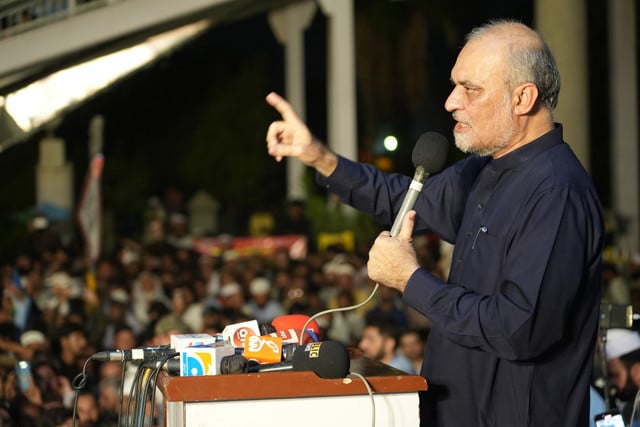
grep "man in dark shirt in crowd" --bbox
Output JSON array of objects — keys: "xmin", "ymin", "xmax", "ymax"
[{"xmin": 265, "ymin": 19, "xmax": 604, "ymax": 427}]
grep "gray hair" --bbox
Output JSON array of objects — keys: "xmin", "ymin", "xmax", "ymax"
[{"xmin": 466, "ymin": 19, "xmax": 561, "ymax": 110}]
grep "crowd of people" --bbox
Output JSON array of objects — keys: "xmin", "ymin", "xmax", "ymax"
[
  {"xmin": 0, "ymin": 191, "xmax": 440, "ymax": 426},
  {"xmin": 2, "ymin": 190, "xmax": 639, "ymax": 426}
]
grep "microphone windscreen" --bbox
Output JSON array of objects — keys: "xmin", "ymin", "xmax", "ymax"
[
  {"xmin": 412, "ymin": 132, "xmax": 449, "ymax": 174},
  {"xmin": 220, "ymin": 354, "xmax": 249, "ymax": 374},
  {"xmin": 271, "ymin": 314, "xmax": 320, "ymax": 344},
  {"xmin": 259, "ymin": 323, "xmax": 277, "ymax": 335},
  {"xmin": 292, "ymin": 340, "xmax": 349, "ymax": 379}
]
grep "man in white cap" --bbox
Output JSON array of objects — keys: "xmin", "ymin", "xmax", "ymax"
[
  {"xmin": 243, "ymin": 277, "xmax": 284, "ymax": 324},
  {"xmin": 605, "ymin": 328, "xmax": 640, "ymax": 423}
]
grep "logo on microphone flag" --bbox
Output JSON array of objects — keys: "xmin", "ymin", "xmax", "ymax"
[
  {"xmin": 222, "ymin": 320, "xmax": 260, "ymax": 348},
  {"xmin": 244, "ymin": 335, "xmax": 282, "ymax": 364},
  {"xmin": 180, "ymin": 344, "xmax": 235, "ymax": 376}
]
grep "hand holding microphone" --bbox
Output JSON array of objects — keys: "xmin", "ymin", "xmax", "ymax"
[
  {"xmin": 368, "ymin": 211, "xmax": 420, "ymax": 292},
  {"xmin": 368, "ymin": 132, "xmax": 448, "ymax": 292}
]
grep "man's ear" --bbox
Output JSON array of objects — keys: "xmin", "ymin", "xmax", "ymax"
[{"xmin": 512, "ymin": 83, "xmax": 539, "ymax": 115}]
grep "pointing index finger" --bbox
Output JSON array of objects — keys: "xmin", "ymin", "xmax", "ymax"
[{"xmin": 266, "ymin": 92, "xmax": 301, "ymax": 123}]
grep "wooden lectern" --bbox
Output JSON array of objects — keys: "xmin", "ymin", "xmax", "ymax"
[{"xmin": 157, "ymin": 349, "xmax": 427, "ymax": 427}]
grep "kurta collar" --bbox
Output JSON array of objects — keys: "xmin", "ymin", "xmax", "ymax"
[{"xmin": 485, "ymin": 123, "xmax": 564, "ymax": 172}]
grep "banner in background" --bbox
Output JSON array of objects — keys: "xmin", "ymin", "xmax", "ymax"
[
  {"xmin": 193, "ymin": 235, "xmax": 307, "ymax": 260},
  {"xmin": 77, "ymin": 153, "xmax": 104, "ymax": 265}
]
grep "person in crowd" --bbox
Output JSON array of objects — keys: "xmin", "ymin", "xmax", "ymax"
[
  {"xmin": 99, "ymin": 288, "xmax": 141, "ymax": 351},
  {"xmin": 130, "ymin": 271, "xmax": 170, "ymax": 330},
  {"xmin": 242, "ymin": 277, "xmax": 284, "ymax": 324},
  {"xmin": 218, "ymin": 282, "xmax": 246, "ymax": 314},
  {"xmin": 51, "ymin": 322, "xmax": 90, "ymax": 385},
  {"xmin": 0, "ymin": 328, "xmax": 48, "ymax": 363},
  {"xmin": 150, "ymin": 314, "xmax": 190, "ymax": 347},
  {"xmin": 590, "ymin": 385, "xmax": 606, "ymax": 427},
  {"xmin": 265, "ymin": 19, "xmax": 605, "ymax": 426},
  {"xmin": 171, "ymin": 286, "xmax": 203, "ymax": 333},
  {"xmin": 365, "ymin": 285, "xmax": 409, "ymax": 331},
  {"xmin": 2, "ymin": 267, "xmax": 42, "ymax": 337},
  {"xmin": 603, "ymin": 328, "xmax": 640, "ymax": 424},
  {"xmin": 325, "ymin": 289, "xmax": 365, "ymax": 347},
  {"xmin": 166, "ymin": 213, "xmax": 194, "ymax": 251},
  {"xmin": 76, "ymin": 391, "xmax": 100, "ymax": 427},
  {"xmin": 399, "ymin": 328, "xmax": 428, "ymax": 375},
  {"xmin": 358, "ymin": 314, "xmax": 414, "ymax": 374},
  {"xmin": 274, "ymin": 199, "xmax": 313, "ymax": 247},
  {"xmin": 602, "ymin": 262, "xmax": 632, "ymax": 307},
  {"xmin": 96, "ymin": 377, "xmax": 121, "ymax": 427}
]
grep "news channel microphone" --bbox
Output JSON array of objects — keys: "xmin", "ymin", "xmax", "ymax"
[
  {"xmin": 270, "ymin": 314, "xmax": 320, "ymax": 344},
  {"xmin": 220, "ymin": 340, "xmax": 349, "ymax": 379},
  {"xmin": 222, "ymin": 319, "xmax": 262, "ymax": 348},
  {"xmin": 92, "ymin": 345, "xmax": 178, "ymax": 363}
]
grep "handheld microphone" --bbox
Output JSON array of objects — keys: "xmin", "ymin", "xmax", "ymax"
[
  {"xmin": 389, "ymin": 132, "xmax": 448, "ymax": 237},
  {"xmin": 92, "ymin": 345, "xmax": 178, "ymax": 363},
  {"xmin": 220, "ymin": 340, "xmax": 349, "ymax": 379}
]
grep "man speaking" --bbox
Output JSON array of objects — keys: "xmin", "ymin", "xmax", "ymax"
[{"xmin": 265, "ymin": 19, "xmax": 604, "ymax": 427}]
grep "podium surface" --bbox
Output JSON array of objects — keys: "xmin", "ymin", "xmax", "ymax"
[{"xmin": 157, "ymin": 350, "xmax": 427, "ymax": 426}]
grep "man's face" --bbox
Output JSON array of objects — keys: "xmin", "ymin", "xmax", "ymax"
[
  {"xmin": 445, "ymin": 36, "xmax": 516, "ymax": 158},
  {"xmin": 399, "ymin": 332, "xmax": 424, "ymax": 361},
  {"xmin": 64, "ymin": 331, "xmax": 87, "ymax": 356},
  {"xmin": 358, "ymin": 326, "xmax": 387, "ymax": 361},
  {"xmin": 113, "ymin": 329, "xmax": 136, "ymax": 350},
  {"xmin": 77, "ymin": 393, "xmax": 99, "ymax": 426},
  {"xmin": 608, "ymin": 357, "xmax": 639, "ymax": 402}
]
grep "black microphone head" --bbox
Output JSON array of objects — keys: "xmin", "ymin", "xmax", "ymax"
[
  {"xmin": 259, "ymin": 323, "xmax": 277, "ymax": 335},
  {"xmin": 220, "ymin": 354, "xmax": 249, "ymax": 374},
  {"xmin": 292, "ymin": 340, "xmax": 349, "ymax": 379},
  {"xmin": 412, "ymin": 132, "xmax": 449, "ymax": 174}
]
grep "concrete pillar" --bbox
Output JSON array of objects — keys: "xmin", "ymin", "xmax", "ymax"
[
  {"xmin": 36, "ymin": 136, "xmax": 73, "ymax": 212},
  {"xmin": 608, "ymin": 0, "xmax": 639, "ymax": 254},
  {"xmin": 534, "ymin": 0, "xmax": 590, "ymax": 170},
  {"xmin": 316, "ymin": 0, "xmax": 357, "ymax": 162},
  {"xmin": 268, "ymin": 1, "xmax": 317, "ymax": 201}
]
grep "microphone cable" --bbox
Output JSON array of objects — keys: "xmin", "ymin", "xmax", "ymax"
[
  {"xmin": 69, "ymin": 355, "xmax": 96, "ymax": 427},
  {"xmin": 349, "ymin": 371, "xmax": 376, "ymax": 427},
  {"xmin": 116, "ymin": 359, "xmax": 127, "ymax": 427},
  {"xmin": 299, "ymin": 283, "xmax": 379, "ymax": 346},
  {"xmin": 125, "ymin": 350, "xmax": 178, "ymax": 427},
  {"xmin": 145, "ymin": 352, "xmax": 178, "ymax": 425},
  {"xmin": 126, "ymin": 362, "xmax": 145, "ymax": 427}
]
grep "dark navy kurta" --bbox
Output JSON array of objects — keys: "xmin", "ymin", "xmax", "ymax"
[{"xmin": 317, "ymin": 125, "xmax": 604, "ymax": 426}]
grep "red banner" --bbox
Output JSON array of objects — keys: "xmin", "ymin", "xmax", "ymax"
[{"xmin": 193, "ymin": 235, "xmax": 307, "ymax": 260}]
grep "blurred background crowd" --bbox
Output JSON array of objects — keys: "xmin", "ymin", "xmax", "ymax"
[
  {"xmin": 0, "ymin": 185, "xmax": 447, "ymax": 426},
  {"xmin": 0, "ymin": 185, "xmax": 637, "ymax": 427}
]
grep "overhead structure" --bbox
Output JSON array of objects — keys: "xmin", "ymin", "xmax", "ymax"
[{"xmin": 0, "ymin": 0, "xmax": 305, "ymax": 150}]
